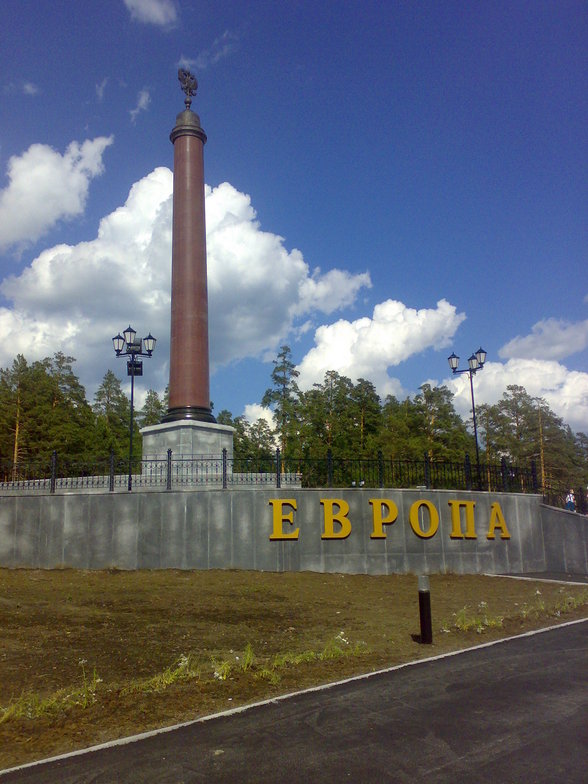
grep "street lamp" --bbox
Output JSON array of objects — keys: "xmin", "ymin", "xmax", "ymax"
[
  {"xmin": 448, "ymin": 347, "xmax": 487, "ymax": 487},
  {"xmin": 112, "ymin": 326, "xmax": 156, "ymax": 491}
]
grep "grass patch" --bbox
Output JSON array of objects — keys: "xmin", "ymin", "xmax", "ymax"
[
  {"xmin": 0, "ymin": 660, "xmax": 102, "ymax": 724},
  {"xmin": 0, "ymin": 568, "xmax": 586, "ymax": 769},
  {"xmin": 121, "ymin": 654, "xmax": 200, "ymax": 695}
]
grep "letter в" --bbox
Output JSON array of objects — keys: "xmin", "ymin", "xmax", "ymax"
[{"xmin": 321, "ymin": 499, "xmax": 352, "ymax": 539}]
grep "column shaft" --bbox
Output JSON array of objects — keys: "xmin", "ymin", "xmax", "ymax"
[{"xmin": 163, "ymin": 112, "xmax": 214, "ymax": 423}]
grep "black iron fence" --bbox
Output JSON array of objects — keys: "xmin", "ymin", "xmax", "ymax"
[
  {"xmin": 2, "ymin": 448, "xmax": 585, "ymax": 512},
  {"xmin": 3, "ymin": 449, "xmax": 581, "ymax": 508}
]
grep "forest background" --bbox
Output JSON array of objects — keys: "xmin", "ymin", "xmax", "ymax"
[{"xmin": 1, "ymin": 346, "xmax": 586, "ymax": 496}]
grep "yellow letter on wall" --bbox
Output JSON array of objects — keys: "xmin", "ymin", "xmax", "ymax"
[
  {"xmin": 369, "ymin": 499, "xmax": 398, "ymax": 538},
  {"xmin": 409, "ymin": 500, "xmax": 439, "ymax": 539},
  {"xmin": 448, "ymin": 500, "xmax": 477, "ymax": 539},
  {"xmin": 269, "ymin": 499, "xmax": 299, "ymax": 540},
  {"xmin": 321, "ymin": 499, "xmax": 352, "ymax": 539},
  {"xmin": 487, "ymin": 502, "xmax": 510, "ymax": 539}
]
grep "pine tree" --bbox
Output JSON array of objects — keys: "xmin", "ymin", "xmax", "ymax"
[
  {"xmin": 412, "ymin": 384, "xmax": 471, "ymax": 461},
  {"xmin": 138, "ymin": 389, "xmax": 166, "ymax": 427},
  {"xmin": 45, "ymin": 353, "xmax": 95, "ymax": 457},
  {"xmin": 93, "ymin": 370, "xmax": 132, "ymax": 457},
  {"xmin": 297, "ymin": 387, "xmax": 329, "ymax": 456},
  {"xmin": 378, "ymin": 395, "xmax": 415, "ymax": 459},
  {"xmin": 478, "ymin": 386, "xmax": 585, "ymax": 489},
  {"xmin": 297, "ymin": 371, "xmax": 356, "ymax": 457},
  {"xmin": 0, "ymin": 355, "xmax": 34, "ymax": 466},
  {"xmin": 248, "ymin": 418, "xmax": 276, "ymax": 459},
  {"xmin": 261, "ymin": 346, "xmax": 301, "ymax": 456},
  {"xmin": 216, "ymin": 409, "xmax": 234, "ymax": 426},
  {"xmin": 349, "ymin": 378, "xmax": 381, "ymax": 455}
]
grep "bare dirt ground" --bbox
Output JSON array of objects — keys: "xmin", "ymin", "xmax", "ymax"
[{"xmin": 1, "ymin": 568, "xmax": 586, "ymax": 770}]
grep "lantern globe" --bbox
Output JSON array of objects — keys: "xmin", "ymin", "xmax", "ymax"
[
  {"xmin": 143, "ymin": 333, "xmax": 156, "ymax": 354},
  {"xmin": 123, "ymin": 325, "xmax": 136, "ymax": 348},
  {"xmin": 112, "ymin": 333, "xmax": 125, "ymax": 354},
  {"xmin": 447, "ymin": 353, "xmax": 460, "ymax": 371}
]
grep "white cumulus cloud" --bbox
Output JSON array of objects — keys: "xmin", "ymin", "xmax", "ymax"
[
  {"xmin": 243, "ymin": 404, "xmax": 275, "ymax": 427},
  {"xmin": 0, "ymin": 137, "xmax": 113, "ymax": 252},
  {"xmin": 124, "ymin": 0, "xmax": 178, "ymax": 26},
  {"xmin": 296, "ymin": 299, "xmax": 466, "ymax": 397},
  {"xmin": 295, "ymin": 268, "xmax": 371, "ymax": 316},
  {"xmin": 499, "ymin": 317, "xmax": 588, "ymax": 361},
  {"xmin": 445, "ymin": 358, "xmax": 588, "ymax": 434},
  {"xmin": 205, "ymin": 182, "xmax": 371, "ymax": 367},
  {"xmin": 3, "ymin": 146, "xmax": 584, "ymax": 434},
  {"xmin": 0, "ymin": 167, "xmax": 370, "ymax": 400}
]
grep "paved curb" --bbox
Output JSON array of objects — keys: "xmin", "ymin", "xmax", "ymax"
[{"xmin": 484, "ymin": 572, "xmax": 588, "ymax": 586}]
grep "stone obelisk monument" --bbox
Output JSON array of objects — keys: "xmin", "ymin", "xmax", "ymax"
[
  {"xmin": 142, "ymin": 71, "xmax": 233, "ymax": 458},
  {"xmin": 164, "ymin": 69, "xmax": 213, "ymax": 424}
]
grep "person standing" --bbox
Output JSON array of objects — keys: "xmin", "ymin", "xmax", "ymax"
[{"xmin": 565, "ymin": 489, "xmax": 576, "ymax": 512}]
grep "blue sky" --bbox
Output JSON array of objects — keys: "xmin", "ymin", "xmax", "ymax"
[{"xmin": 0, "ymin": 0, "xmax": 586, "ymax": 431}]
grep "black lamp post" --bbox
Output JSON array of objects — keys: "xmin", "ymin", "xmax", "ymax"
[
  {"xmin": 112, "ymin": 325, "xmax": 156, "ymax": 491},
  {"xmin": 448, "ymin": 347, "xmax": 487, "ymax": 487}
]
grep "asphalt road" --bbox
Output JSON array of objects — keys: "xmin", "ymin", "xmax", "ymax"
[{"xmin": 2, "ymin": 619, "xmax": 586, "ymax": 783}]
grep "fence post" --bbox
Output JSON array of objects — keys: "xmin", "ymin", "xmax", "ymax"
[
  {"xmin": 577, "ymin": 486, "xmax": 587, "ymax": 515},
  {"xmin": 501, "ymin": 457, "xmax": 508, "ymax": 493},
  {"xmin": 275, "ymin": 448, "xmax": 281, "ymax": 489},
  {"xmin": 327, "ymin": 449, "xmax": 333, "ymax": 488},
  {"xmin": 109, "ymin": 450, "xmax": 115, "ymax": 492},
  {"xmin": 222, "ymin": 448, "xmax": 228, "ymax": 490},
  {"xmin": 464, "ymin": 454, "xmax": 472, "ymax": 491},
  {"xmin": 530, "ymin": 460, "xmax": 538, "ymax": 494},
  {"xmin": 424, "ymin": 453, "xmax": 431, "ymax": 489},
  {"xmin": 378, "ymin": 450, "xmax": 384, "ymax": 488},
  {"xmin": 50, "ymin": 450, "xmax": 57, "ymax": 494},
  {"xmin": 166, "ymin": 449, "xmax": 172, "ymax": 491}
]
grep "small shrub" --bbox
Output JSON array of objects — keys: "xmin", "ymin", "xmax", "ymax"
[
  {"xmin": 241, "ymin": 643, "xmax": 255, "ymax": 672},
  {"xmin": 1, "ymin": 661, "xmax": 102, "ymax": 723},
  {"xmin": 212, "ymin": 659, "xmax": 232, "ymax": 681},
  {"xmin": 122, "ymin": 654, "xmax": 200, "ymax": 696}
]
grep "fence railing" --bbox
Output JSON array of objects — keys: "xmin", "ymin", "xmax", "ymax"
[
  {"xmin": 2, "ymin": 449, "xmax": 575, "ymax": 504},
  {"xmin": 2, "ymin": 449, "xmax": 585, "ymax": 511}
]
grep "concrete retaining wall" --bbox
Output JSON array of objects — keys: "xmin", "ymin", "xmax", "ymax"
[
  {"xmin": 539, "ymin": 502, "xmax": 588, "ymax": 575},
  {"xmin": 0, "ymin": 488, "xmax": 586, "ymax": 575}
]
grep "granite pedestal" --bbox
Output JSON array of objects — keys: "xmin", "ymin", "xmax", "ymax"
[{"xmin": 141, "ymin": 420, "xmax": 234, "ymax": 459}]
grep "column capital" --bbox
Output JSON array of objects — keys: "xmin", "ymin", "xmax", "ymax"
[{"xmin": 170, "ymin": 110, "xmax": 207, "ymax": 145}]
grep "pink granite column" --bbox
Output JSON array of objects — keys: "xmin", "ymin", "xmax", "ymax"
[{"xmin": 163, "ymin": 100, "xmax": 215, "ymax": 423}]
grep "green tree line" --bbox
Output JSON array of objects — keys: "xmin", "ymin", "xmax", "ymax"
[
  {"xmin": 1, "ymin": 348, "xmax": 586, "ymax": 492},
  {"xmin": 0, "ymin": 353, "xmax": 166, "ymax": 467},
  {"xmin": 218, "ymin": 346, "xmax": 588, "ymax": 490}
]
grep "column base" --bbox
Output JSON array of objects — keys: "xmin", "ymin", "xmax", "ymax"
[
  {"xmin": 141, "ymin": 419, "xmax": 234, "ymax": 459},
  {"xmin": 161, "ymin": 405, "xmax": 216, "ymax": 424}
]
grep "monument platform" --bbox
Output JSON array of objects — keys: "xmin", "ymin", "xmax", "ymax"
[{"xmin": 141, "ymin": 420, "xmax": 234, "ymax": 459}]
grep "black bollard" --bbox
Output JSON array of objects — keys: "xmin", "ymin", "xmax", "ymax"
[{"xmin": 418, "ymin": 575, "xmax": 433, "ymax": 644}]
